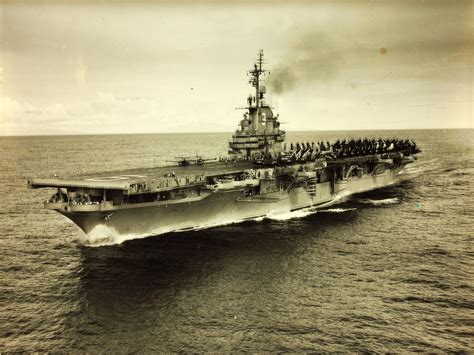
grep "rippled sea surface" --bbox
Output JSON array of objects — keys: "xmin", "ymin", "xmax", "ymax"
[{"xmin": 1, "ymin": 129, "xmax": 473, "ymax": 352}]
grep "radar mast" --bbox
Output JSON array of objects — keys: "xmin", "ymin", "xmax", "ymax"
[{"xmin": 229, "ymin": 50, "xmax": 285, "ymax": 159}]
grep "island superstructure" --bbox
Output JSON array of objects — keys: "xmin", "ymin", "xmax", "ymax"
[
  {"xmin": 28, "ymin": 50, "xmax": 420, "ymax": 239},
  {"xmin": 228, "ymin": 50, "xmax": 285, "ymax": 159}
]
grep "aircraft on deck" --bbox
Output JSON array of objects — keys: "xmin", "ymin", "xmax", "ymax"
[{"xmin": 166, "ymin": 155, "xmax": 216, "ymax": 167}]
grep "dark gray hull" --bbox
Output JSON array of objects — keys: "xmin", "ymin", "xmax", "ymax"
[{"xmin": 60, "ymin": 165, "xmax": 405, "ymax": 244}]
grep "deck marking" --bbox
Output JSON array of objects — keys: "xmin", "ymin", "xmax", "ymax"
[{"xmin": 85, "ymin": 174, "xmax": 146, "ymax": 182}]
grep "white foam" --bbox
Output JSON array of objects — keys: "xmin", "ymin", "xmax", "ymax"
[
  {"xmin": 77, "ymin": 223, "xmax": 175, "ymax": 247},
  {"xmin": 356, "ymin": 197, "xmax": 399, "ymax": 205},
  {"xmin": 263, "ymin": 195, "xmax": 357, "ymax": 220},
  {"xmin": 80, "ymin": 217, "xmax": 260, "ymax": 247},
  {"xmin": 265, "ymin": 207, "xmax": 317, "ymax": 221},
  {"xmin": 319, "ymin": 208, "xmax": 357, "ymax": 213},
  {"xmin": 77, "ymin": 224, "xmax": 122, "ymax": 246}
]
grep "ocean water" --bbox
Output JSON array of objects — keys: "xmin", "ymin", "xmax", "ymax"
[{"xmin": 0, "ymin": 129, "xmax": 472, "ymax": 352}]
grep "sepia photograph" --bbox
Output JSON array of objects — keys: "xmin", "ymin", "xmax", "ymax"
[{"xmin": 1, "ymin": 0, "xmax": 472, "ymax": 352}]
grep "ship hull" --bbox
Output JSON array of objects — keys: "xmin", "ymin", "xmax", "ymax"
[{"xmin": 59, "ymin": 164, "xmax": 406, "ymax": 240}]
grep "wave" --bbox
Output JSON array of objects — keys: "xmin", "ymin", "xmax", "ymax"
[
  {"xmin": 356, "ymin": 197, "xmax": 400, "ymax": 205},
  {"xmin": 448, "ymin": 167, "xmax": 474, "ymax": 176},
  {"xmin": 264, "ymin": 190, "xmax": 355, "ymax": 221},
  {"xmin": 401, "ymin": 157, "xmax": 440, "ymax": 175},
  {"xmin": 78, "ymin": 215, "xmax": 272, "ymax": 246},
  {"xmin": 78, "ymin": 221, "xmax": 236, "ymax": 247},
  {"xmin": 318, "ymin": 208, "xmax": 357, "ymax": 213},
  {"xmin": 76, "ymin": 224, "xmax": 124, "ymax": 247},
  {"xmin": 265, "ymin": 207, "xmax": 317, "ymax": 221}
]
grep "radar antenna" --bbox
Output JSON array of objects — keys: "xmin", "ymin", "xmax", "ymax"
[{"xmin": 248, "ymin": 49, "xmax": 267, "ymax": 130}]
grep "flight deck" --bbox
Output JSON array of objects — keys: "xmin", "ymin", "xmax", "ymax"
[{"xmin": 28, "ymin": 160, "xmax": 256, "ymax": 190}]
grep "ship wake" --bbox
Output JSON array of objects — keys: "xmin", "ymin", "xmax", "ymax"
[
  {"xmin": 77, "ymin": 224, "xmax": 181, "ymax": 247},
  {"xmin": 355, "ymin": 197, "xmax": 400, "ymax": 206},
  {"xmin": 265, "ymin": 207, "xmax": 317, "ymax": 221},
  {"xmin": 319, "ymin": 208, "xmax": 357, "ymax": 213},
  {"xmin": 77, "ymin": 224, "xmax": 123, "ymax": 247}
]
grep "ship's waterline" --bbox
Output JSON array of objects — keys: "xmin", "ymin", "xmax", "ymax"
[{"xmin": 65, "ymin": 166, "xmax": 406, "ymax": 245}]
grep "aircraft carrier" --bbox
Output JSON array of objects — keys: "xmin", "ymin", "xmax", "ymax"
[{"xmin": 28, "ymin": 50, "xmax": 420, "ymax": 240}]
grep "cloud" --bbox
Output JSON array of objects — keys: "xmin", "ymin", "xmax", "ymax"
[
  {"xmin": 0, "ymin": 97, "xmax": 69, "ymax": 131},
  {"xmin": 0, "ymin": 97, "xmax": 37, "ymax": 119},
  {"xmin": 0, "ymin": 91, "xmax": 227, "ymax": 135},
  {"xmin": 0, "ymin": 1, "xmax": 471, "ymax": 134}
]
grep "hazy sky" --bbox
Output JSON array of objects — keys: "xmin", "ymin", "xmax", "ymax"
[{"xmin": 0, "ymin": 0, "xmax": 472, "ymax": 135}]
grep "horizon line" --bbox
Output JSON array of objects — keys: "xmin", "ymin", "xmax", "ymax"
[{"xmin": 0, "ymin": 127, "xmax": 472, "ymax": 138}]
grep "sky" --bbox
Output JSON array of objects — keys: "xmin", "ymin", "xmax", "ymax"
[{"xmin": 0, "ymin": 0, "xmax": 472, "ymax": 135}]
